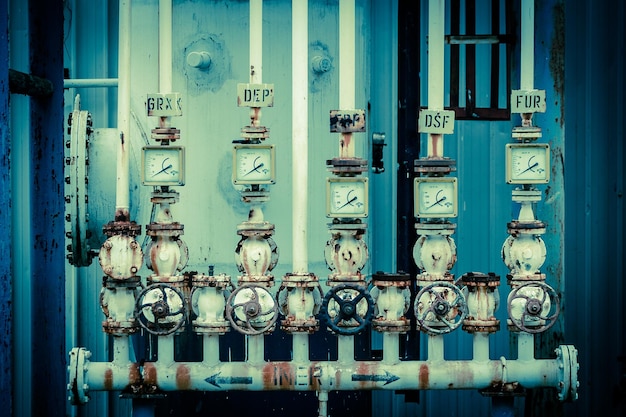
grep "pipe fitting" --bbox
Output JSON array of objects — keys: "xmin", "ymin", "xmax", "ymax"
[{"xmin": 186, "ymin": 51, "xmax": 212, "ymax": 69}]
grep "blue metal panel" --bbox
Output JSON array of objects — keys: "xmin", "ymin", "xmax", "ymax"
[
  {"xmin": 0, "ymin": 2, "xmax": 12, "ymax": 415},
  {"xmin": 564, "ymin": 1, "xmax": 625, "ymax": 416},
  {"xmin": 28, "ymin": 1, "xmax": 66, "ymax": 416}
]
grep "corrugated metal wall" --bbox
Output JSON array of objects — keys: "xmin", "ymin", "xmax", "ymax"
[{"xmin": 3, "ymin": 0, "xmax": 624, "ymax": 416}]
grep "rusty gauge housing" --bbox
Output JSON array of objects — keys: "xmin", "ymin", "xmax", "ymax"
[
  {"xmin": 505, "ymin": 143, "xmax": 550, "ymax": 184},
  {"xmin": 326, "ymin": 177, "xmax": 368, "ymax": 218},
  {"xmin": 232, "ymin": 144, "xmax": 275, "ymax": 185},
  {"xmin": 142, "ymin": 146, "xmax": 185, "ymax": 186}
]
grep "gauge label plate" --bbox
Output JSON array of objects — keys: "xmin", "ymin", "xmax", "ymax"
[
  {"xmin": 237, "ymin": 83, "xmax": 274, "ymax": 107},
  {"xmin": 330, "ymin": 110, "xmax": 366, "ymax": 133},
  {"xmin": 147, "ymin": 93, "xmax": 183, "ymax": 117},
  {"xmin": 418, "ymin": 109, "xmax": 455, "ymax": 134},
  {"xmin": 511, "ymin": 89, "xmax": 546, "ymax": 113}
]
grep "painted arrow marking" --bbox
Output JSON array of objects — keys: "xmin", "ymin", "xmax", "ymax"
[
  {"xmin": 205, "ymin": 372, "xmax": 253, "ymax": 388},
  {"xmin": 351, "ymin": 371, "xmax": 400, "ymax": 386}
]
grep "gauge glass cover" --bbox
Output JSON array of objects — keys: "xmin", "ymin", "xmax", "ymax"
[
  {"xmin": 233, "ymin": 145, "xmax": 275, "ymax": 185},
  {"xmin": 414, "ymin": 177, "xmax": 458, "ymax": 218},
  {"xmin": 506, "ymin": 143, "xmax": 550, "ymax": 184},
  {"xmin": 327, "ymin": 177, "xmax": 368, "ymax": 218},
  {"xmin": 142, "ymin": 146, "xmax": 185, "ymax": 186}
]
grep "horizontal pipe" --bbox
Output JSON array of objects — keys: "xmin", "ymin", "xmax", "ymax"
[
  {"xmin": 9, "ymin": 68, "xmax": 53, "ymax": 96},
  {"xmin": 81, "ymin": 357, "xmax": 562, "ymax": 393},
  {"xmin": 63, "ymin": 78, "xmax": 119, "ymax": 88}
]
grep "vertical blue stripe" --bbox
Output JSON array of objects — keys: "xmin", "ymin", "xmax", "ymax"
[{"xmin": 29, "ymin": 0, "xmax": 66, "ymax": 415}]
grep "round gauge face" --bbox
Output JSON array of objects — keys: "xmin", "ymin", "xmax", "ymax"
[
  {"xmin": 414, "ymin": 178, "xmax": 457, "ymax": 218},
  {"xmin": 327, "ymin": 178, "xmax": 368, "ymax": 218},
  {"xmin": 233, "ymin": 145, "xmax": 275, "ymax": 184},
  {"xmin": 142, "ymin": 146, "xmax": 185, "ymax": 186},
  {"xmin": 506, "ymin": 144, "xmax": 550, "ymax": 184}
]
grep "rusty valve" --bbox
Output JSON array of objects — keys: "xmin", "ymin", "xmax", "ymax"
[
  {"xmin": 135, "ymin": 283, "xmax": 187, "ymax": 335},
  {"xmin": 320, "ymin": 284, "xmax": 374, "ymax": 336},
  {"xmin": 414, "ymin": 281, "xmax": 468, "ymax": 335},
  {"xmin": 225, "ymin": 284, "xmax": 278, "ymax": 335},
  {"xmin": 507, "ymin": 281, "xmax": 560, "ymax": 334}
]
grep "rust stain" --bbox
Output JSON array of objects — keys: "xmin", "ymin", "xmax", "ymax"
[
  {"xmin": 262, "ymin": 362, "xmax": 295, "ymax": 389},
  {"xmin": 176, "ymin": 364, "xmax": 191, "ymax": 390},
  {"xmin": 143, "ymin": 362, "xmax": 157, "ymax": 385},
  {"xmin": 418, "ymin": 364, "xmax": 429, "ymax": 389},
  {"xmin": 104, "ymin": 368, "xmax": 113, "ymax": 391},
  {"xmin": 129, "ymin": 362, "xmax": 141, "ymax": 385}
]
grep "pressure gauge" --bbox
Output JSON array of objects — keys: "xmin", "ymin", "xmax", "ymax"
[
  {"xmin": 414, "ymin": 177, "xmax": 458, "ymax": 218},
  {"xmin": 233, "ymin": 144, "xmax": 276, "ymax": 185},
  {"xmin": 326, "ymin": 177, "xmax": 368, "ymax": 218},
  {"xmin": 142, "ymin": 146, "xmax": 185, "ymax": 186},
  {"xmin": 506, "ymin": 143, "xmax": 550, "ymax": 184}
]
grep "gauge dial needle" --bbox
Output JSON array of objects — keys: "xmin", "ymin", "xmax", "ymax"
[
  {"xmin": 426, "ymin": 195, "xmax": 447, "ymax": 209},
  {"xmin": 244, "ymin": 162, "xmax": 265, "ymax": 176},
  {"xmin": 152, "ymin": 163, "xmax": 173, "ymax": 177},
  {"xmin": 337, "ymin": 195, "xmax": 358, "ymax": 210},
  {"xmin": 519, "ymin": 161, "xmax": 539, "ymax": 175}
]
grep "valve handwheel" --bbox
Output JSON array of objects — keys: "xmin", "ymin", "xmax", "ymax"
[
  {"xmin": 320, "ymin": 284, "xmax": 374, "ymax": 335},
  {"xmin": 135, "ymin": 283, "xmax": 187, "ymax": 335},
  {"xmin": 414, "ymin": 282, "xmax": 467, "ymax": 335},
  {"xmin": 226, "ymin": 284, "xmax": 278, "ymax": 335},
  {"xmin": 507, "ymin": 281, "xmax": 560, "ymax": 334}
]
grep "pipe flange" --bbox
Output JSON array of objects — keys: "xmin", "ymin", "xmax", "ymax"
[
  {"xmin": 512, "ymin": 126, "xmax": 542, "ymax": 139},
  {"xmin": 413, "ymin": 157, "xmax": 457, "ymax": 174},
  {"xmin": 327, "ymin": 221, "xmax": 367, "ymax": 231},
  {"xmin": 462, "ymin": 319, "xmax": 500, "ymax": 334},
  {"xmin": 507, "ymin": 273, "xmax": 546, "ymax": 284},
  {"xmin": 372, "ymin": 271, "xmax": 411, "ymax": 288},
  {"xmin": 148, "ymin": 274, "xmax": 186, "ymax": 285},
  {"xmin": 415, "ymin": 222, "xmax": 456, "ymax": 235},
  {"xmin": 237, "ymin": 221, "xmax": 275, "ymax": 235},
  {"xmin": 326, "ymin": 157, "xmax": 368, "ymax": 174},
  {"xmin": 372, "ymin": 318, "xmax": 410, "ymax": 333},
  {"xmin": 68, "ymin": 347, "xmax": 90, "ymax": 405},
  {"xmin": 102, "ymin": 319, "xmax": 138, "ymax": 335},
  {"xmin": 241, "ymin": 125, "xmax": 270, "ymax": 140},
  {"xmin": 281, "ymin": 272, "xmax": 320, "ymax": 288},
  {"xmin": 327, "ymin": 275, "xmax": 367, "ymax": 286},
  {"xmin": 461, "ymin": 272, "xmax": 501, "ymax": 287},
  {"xmin": 192, "ymin": 321, "xmax": 230, "ymax": 335},
  {"xmin": 150, "ymin": 191, "xmax": 180, "ymax": 205},
  {"xmin": 146, "ymin": 222, "xmax": 185, "ymax": 237},
  {"xmin": 555, "ymin": 345, "xmax": 579, "ymax": 402},
  {"xmin": 241, "ymin": 190, "xmax": 270, "ymax": 202},
  {"xmin": 417, "ymin": 272, "xmax": 455, "ymax": 285},
  {"xmin": 237, "ymin": 274, "xmax": 275, "ymax": 287},
  {"xmin": 103, "ymin": 221, "xmax": 142, "ymax": 237},
  {"xmin": 192, "ymin": 273, "xmax": 232, "ymax": 289},
  {"xmin": 151, "ymin": 127, "xmax": 181, "ymax": 142},
  {"xmin": 102, "ymin": 275, "xmax": 142, "ymax": 289},
  {"xmin": 280, "ymin": 318, "xmax": 320, "ymax": 334}
]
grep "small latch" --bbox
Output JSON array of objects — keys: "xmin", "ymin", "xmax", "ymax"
[{"xmin": 372, "ymin": 132, "xmax": 386, "ymax": 173}]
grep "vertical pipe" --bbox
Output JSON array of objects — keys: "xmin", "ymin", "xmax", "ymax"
[
  {"xmin": 427, "ymin": 335, "xmax": 444, "ymax": 362},
  {"xmin": 339, "ymin": 0, "xmax": 356, "ymax": 158},
  {"xmin": 203, "ymin": 334, "xmax": 220, "ymax": 366},
  {"xmin": 293, "ymin": 333, "xmax": 309, "ymax": 362},
  {"xmin": 158, "ymin": 0, "xmax": 173, "ymax": 129},
  {"xmin": 158, "ymin": 335, "xmax": 175, "ymax": 366},
  {"xmin": 248, "ymin": 334, "xmax": 265, "ymax": 364},
  {"xmin": 249, "ymin": 0, "xmax": 263, "ymax": 83},
  {"xmin": 517, "ymin": 332, "xmax": 534, "ymax": 361},
  {"xmin": 520, "ymin": 0, "xmax": 534, "ymax": 91},
  {"xmin": 115, "ymin": 0, "xmax": 132, "ymax": 220},
  {"xmin": 473, "ymin": 333, "xmax": 490, "ymax": 362},
  {"xmin": 426, "ymin": 0, "xmax": 445, "ymax": 158},
  {"xmin": 113, "ymin": 336, "xmax": 131, "ymax": 365},
  {"xmin": 338, "ymin": 335, "xmax": 355, "ymax": 364},
  {"xmin": 382, "ymin": 333, "xmax": 400, "ymax": 365},
  {"xmin": 292, "ymin": 0, "xmax": 308, "ymax": 272}
]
